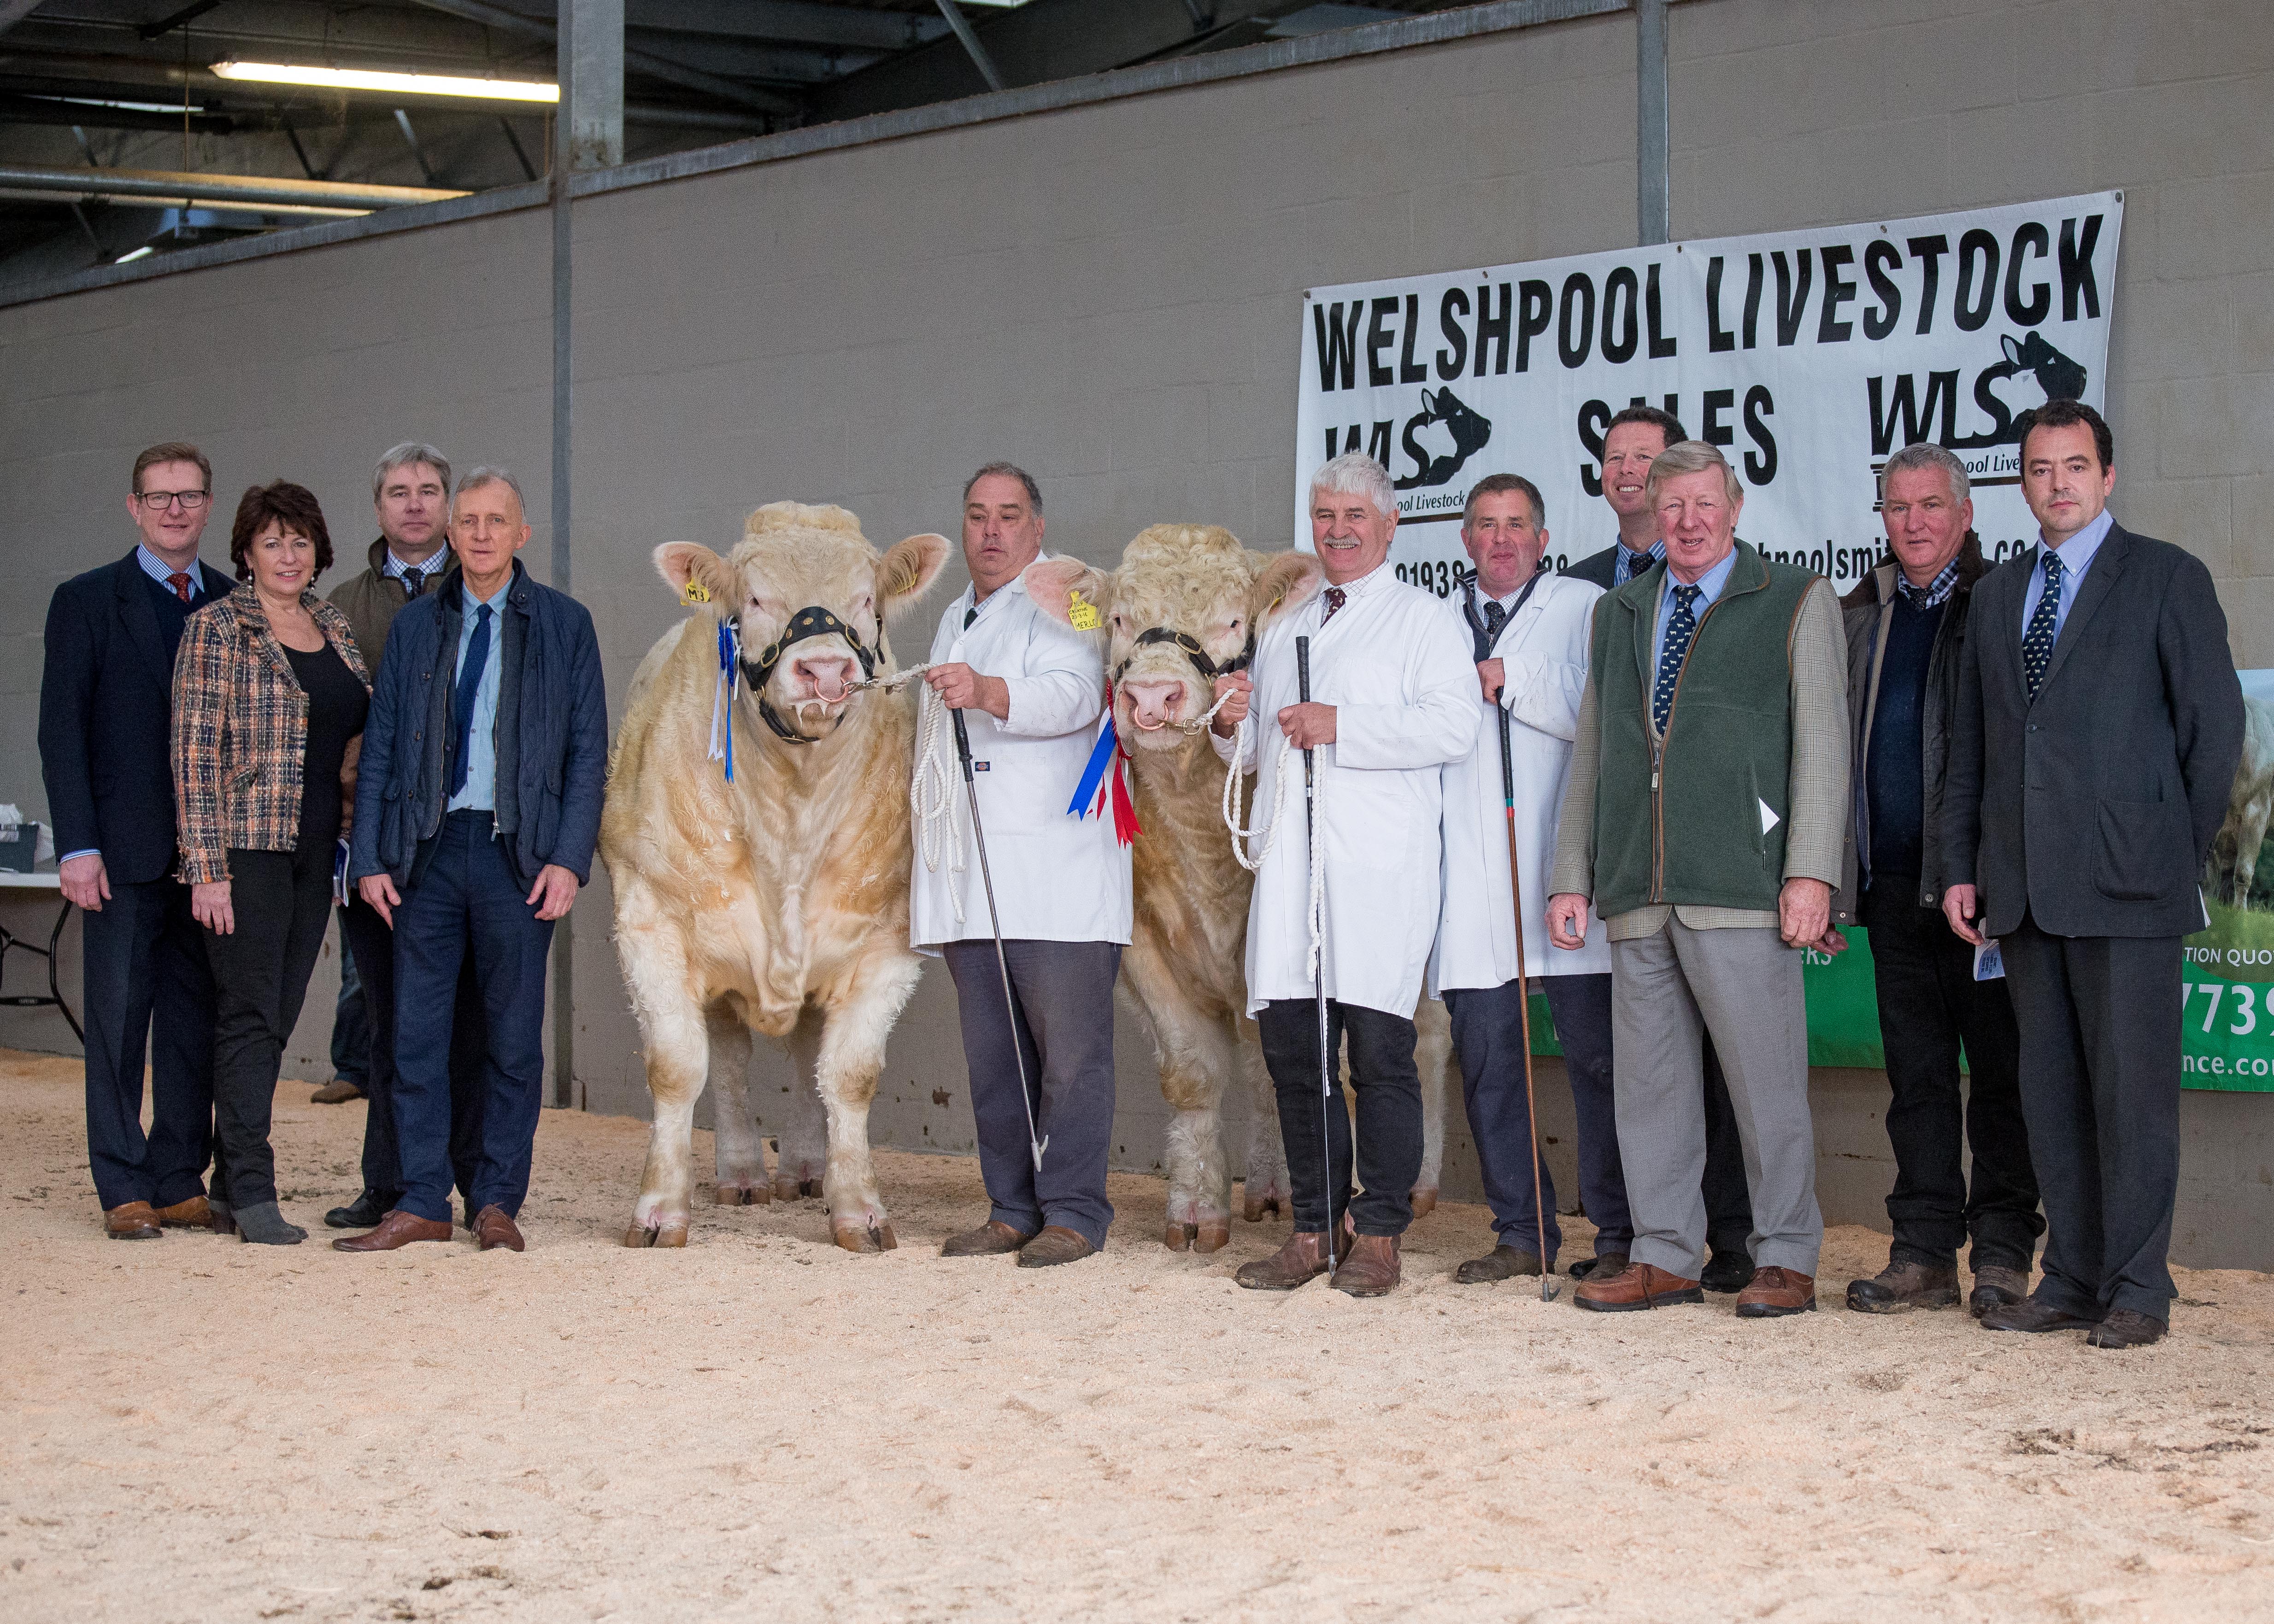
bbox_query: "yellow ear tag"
[683,580,711,605]
[1067,589,1102,632]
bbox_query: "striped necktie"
[1652,583,1702,733]
[2022,550,2065,701]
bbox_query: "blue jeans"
[390,813,553,1224]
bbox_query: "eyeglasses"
[136,489,211,510]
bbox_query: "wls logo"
[1322,386,1495,492]
[1868,328,2089,455]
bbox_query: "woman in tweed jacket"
[171,481,370,1245]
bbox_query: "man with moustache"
[1432,473,1628,1284]
[1944,401,2242,1349]
[320,443,488,1233]
[917,462,1130,1269]
[1836,442,2039,1317]
[1549,440,1848,1319]
[1564,404,1755,1293]
[41,441,235,1239]
[338,469,607,1254]
[1212,452,1475,1297]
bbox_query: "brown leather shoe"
[1846,1259,1957,1313]
[103,1201,162,1240]
[1736,1266,1817,1318]
[1015,1225,1095,1268]
[1968,1263,2030,1317]
[1329,1233,1401,1297]
[473,1205,525,1253]
[1574,1260,1703,1312]
[1981,1296,2098,1334]
[309,1078,366,1104]
[940,1219,1034,1257]
[1234,1231,1332,1290]
[2085,1307,2167,1349]
[153,1194,215,1231]
[1454,1244,1542,1284]
[331,1210,454,1252]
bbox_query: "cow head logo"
[1950,329,2091,450]
[1393,386,1493,491]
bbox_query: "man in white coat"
[913,462,1132,1268]
[1431,474,1630,1284]
[1209,452,1475,1297]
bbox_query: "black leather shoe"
[1454,1245,1542,1284]
[1569,1250,1627,1281]
[1981,1296,2099,1334]
[1701,1249,1753,1294]
[2085,1308,2167,1349]
[324,1190,392,1230]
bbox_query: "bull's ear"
[1251,549,1324,631]
[876,532,951,618]
[2002,333,2022,364]
[1024,557,1106,628]
[655,542,734,610]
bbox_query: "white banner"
[1293,192,2123,595]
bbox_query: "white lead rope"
[1221,713,1328,982]
[910,676,967,925]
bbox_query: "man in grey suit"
[1943,399,2243,1350]
[1563,404,1757,1294]
[1548,440,1850,1319]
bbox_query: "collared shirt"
[1303,560,1392,633]
[136,543,205,595]
[445,578,509,813]
[1896,555,1962,610]
[1651,546,1739,676]
[381,546,446,597]
[1612,539,1666,588]
[2020,508,2113,644]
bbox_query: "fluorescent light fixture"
[210,62,558,103]
[114,246,154,263]
[37,95,209,115]
[958,1,1033,7]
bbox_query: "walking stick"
[952,707,1047,1173]
[1297,635,1336,1275]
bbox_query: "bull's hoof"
[1193,1223,1231,1254]
[1164,1221,1194,1252]
[833,1220,897,1253]
[775,1174,824,1202]
[1410,1188,1438,1219]
[799,1178,823,1198]
[622,1221,689,1249]
[1243,1193,1284,1222]
[713,1184,770,1207]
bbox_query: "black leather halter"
[738,605,880,744]
[1111,623,1256,689]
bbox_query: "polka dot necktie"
[1322,586,1346,624]
[1652,583,1702,734]
[166,572,194,604]
[2022,550,2065,702]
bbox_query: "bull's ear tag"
[683,580,711,605]
[1068,589,1102,632]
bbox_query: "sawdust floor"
[4,1048,2273,1624]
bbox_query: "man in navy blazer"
[39,442,236,1240]
[1944,400,2244,1349]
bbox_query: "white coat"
[1215,564,1476,1017]
[1429,570,1611,994]
[909,560,1133,950]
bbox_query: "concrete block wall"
[2,0,2270,1264]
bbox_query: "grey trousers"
[1610,918,1822,1279]
[943,938,1121,1250]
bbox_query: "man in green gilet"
[1546,440,1849,1319]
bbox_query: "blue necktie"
[1652,583,1701,734]
[2022,550,2064,701]
[450,602,492,796]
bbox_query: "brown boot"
[153,1194,215,1231]
[331,1210,453,1252]
[103,1201,162,1240]
[1574,1260,1703,1312]
[1846,1259,1958,1313]
[1234,1231,1332,1290]
[940,1219,1033,1257]
[1968,1263,2030,1318]
[473,1205,525,1253]
[1015,1226,1096,1268]
[1736,1266,1817,1318]
[1329,1233,1401,1297]
[308,1078,365,1104]
[1454,1244,1542,1284]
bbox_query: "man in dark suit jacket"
[39,441,236,1239]
[1560,405,1757,1295]
[1944,399,2244,1350]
